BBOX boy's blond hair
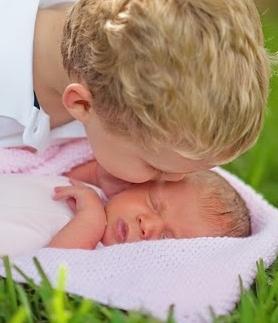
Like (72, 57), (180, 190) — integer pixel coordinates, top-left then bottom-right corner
(196, 171), (250, 238)
(61, 0), (271, 164)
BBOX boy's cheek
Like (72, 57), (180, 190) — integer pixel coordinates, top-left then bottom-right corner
(96, 165), (132, 197)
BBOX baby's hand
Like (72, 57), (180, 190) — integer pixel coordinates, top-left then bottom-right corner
(53, 179), (104, 218)
(50, 179), (106, 249)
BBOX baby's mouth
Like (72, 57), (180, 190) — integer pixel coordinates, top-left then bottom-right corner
(114, 218), (129, 243)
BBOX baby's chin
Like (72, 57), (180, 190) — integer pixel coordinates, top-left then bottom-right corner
(101, 225), (117, 246)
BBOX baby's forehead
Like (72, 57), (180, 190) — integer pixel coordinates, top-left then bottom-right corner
(148, 178), (195, 199)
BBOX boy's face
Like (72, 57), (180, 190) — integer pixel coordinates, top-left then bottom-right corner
(84, 110), (212, 184)
(63, 83), (212, 185)
(101, 178), (218, 246)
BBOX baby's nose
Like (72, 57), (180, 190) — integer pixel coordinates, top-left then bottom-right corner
(137, 214), (164, 240)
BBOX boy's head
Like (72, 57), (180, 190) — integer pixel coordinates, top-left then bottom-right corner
(61, 0), (270, 182)
(101, 170), (250, 245)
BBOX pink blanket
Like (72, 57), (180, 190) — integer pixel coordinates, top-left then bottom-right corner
(0, 139), (93, 175)
(0, 141), (278, 322)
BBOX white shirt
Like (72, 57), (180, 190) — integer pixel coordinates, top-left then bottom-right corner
(0, 0), (85, 151)
(0, 174), (105, 256)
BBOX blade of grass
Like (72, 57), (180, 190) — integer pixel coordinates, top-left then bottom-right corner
(15, 284), (34, 323)
(255, 260), (269, 305)
(3, 256), (18, 314)
(51, 266), (71, 323)
(13, 265), (37, 290)
(10, 307), (27, 323)
(238, 291), (255, 323)
(166, 304), (175, 323)
(33, 257), (52, 290)
(70, 299), (93, 323)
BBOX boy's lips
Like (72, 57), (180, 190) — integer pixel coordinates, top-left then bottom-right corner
(114, 218), (128, 243)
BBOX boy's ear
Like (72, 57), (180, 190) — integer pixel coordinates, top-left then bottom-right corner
(62, 83), (93, 123)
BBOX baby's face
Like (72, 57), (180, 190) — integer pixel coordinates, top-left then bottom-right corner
(101, 178), (215, 246)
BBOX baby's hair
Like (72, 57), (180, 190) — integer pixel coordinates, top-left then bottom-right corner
(61, 0), (271, 164)
(196, 171), (251, 238)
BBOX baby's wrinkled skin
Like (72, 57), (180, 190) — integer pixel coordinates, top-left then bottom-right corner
(49, 173), (232, 249)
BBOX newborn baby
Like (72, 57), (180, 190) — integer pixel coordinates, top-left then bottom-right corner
(0, 170), (250, 256)
(49, 170), (251, 249)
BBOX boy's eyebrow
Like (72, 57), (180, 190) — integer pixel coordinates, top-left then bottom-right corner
(147, 160), (207, 175)
(160, 169), (188, 175)
(149, 164), (188, 175)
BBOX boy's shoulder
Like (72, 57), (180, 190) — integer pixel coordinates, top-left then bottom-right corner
(0, 0), (72, 123)
(0, 0), (39, 127)
(40, 0), (74, 9)
(0, 0), (80, 149)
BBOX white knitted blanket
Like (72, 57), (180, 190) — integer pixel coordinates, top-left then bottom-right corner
(1, 168), (278, 323)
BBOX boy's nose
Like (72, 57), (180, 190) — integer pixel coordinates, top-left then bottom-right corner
(159, 172), (186, 182)
(137, 214), (164, 240)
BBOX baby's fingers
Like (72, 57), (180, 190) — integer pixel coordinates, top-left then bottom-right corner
(53, 186), (79, 201)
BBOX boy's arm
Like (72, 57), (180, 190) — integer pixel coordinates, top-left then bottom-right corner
(64, 161), (131, 197)
(63, 160), (98, 186)
(48, 181), (106, 250)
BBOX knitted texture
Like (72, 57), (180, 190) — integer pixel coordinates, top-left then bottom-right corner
(0, 139), (93, 174)
(0, 168), (278, 322)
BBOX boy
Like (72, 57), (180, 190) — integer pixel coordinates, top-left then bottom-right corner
(0, 0), (270, 195)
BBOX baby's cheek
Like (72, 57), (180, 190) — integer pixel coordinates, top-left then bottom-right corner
(101, 226), (114, 246)
(125, 223), (142, 243)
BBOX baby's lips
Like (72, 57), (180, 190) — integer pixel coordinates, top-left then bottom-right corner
(114, 218), (129, 243)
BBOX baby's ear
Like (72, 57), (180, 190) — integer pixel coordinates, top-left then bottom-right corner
(62, 83), (93, 123)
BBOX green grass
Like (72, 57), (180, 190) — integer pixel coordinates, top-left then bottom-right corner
(0, 256), (165, 323)
(214, 260), (278, 323)
(213, 13), (278, 323)
(0, 13), (278, 323)
(224, 15), (278, 207)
